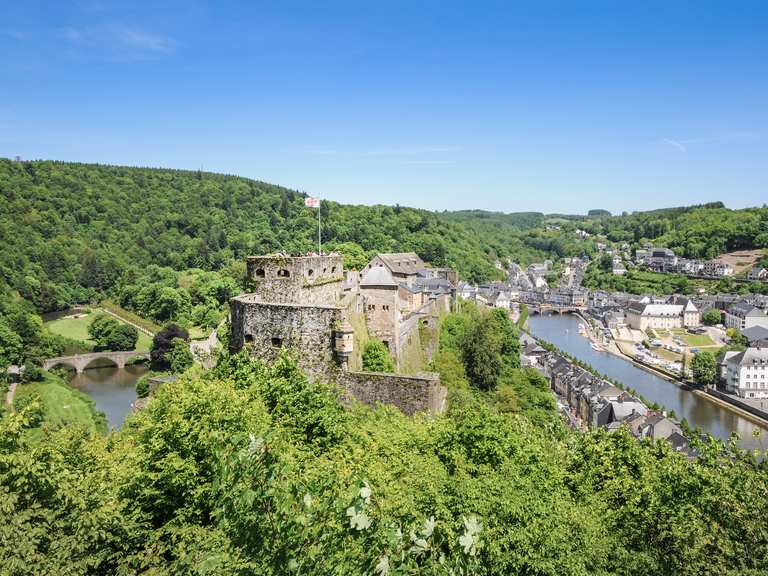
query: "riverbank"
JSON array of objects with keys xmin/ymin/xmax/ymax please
[
  {"xmin": 11, "ymin": 373, "xmax": 107, "ymax": 440},
  {"xmin": 606, "ymin": 331, "xmax": 768, "ymax": 430},
  {"xmin": 527, "ymin": 314, "xmax": 764, "ymax": 450},
  {"xmin": 562, "ymin": 311, "xmax": 768, "ymax": 428}
]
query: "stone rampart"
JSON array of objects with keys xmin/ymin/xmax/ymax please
[
  {"xmin": 230, "ymin": 295, "xmax": 343, "ymax": 378},
  {"xmin": 246, "ymin": 255, "xmax": 343, "ymax": 306},
  {"xmin": 337, "ymin": 370, "xmax": 447, "ymax": 415}
]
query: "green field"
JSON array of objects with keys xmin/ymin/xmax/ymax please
[
  {"xmin": 46, "ymin": 310, "xmax": 153, "ymax": 352},
  {"xmin": 681, "ymin": 333, "xmax": 715, "ymax": 347},
  {"xmin": 14, "ymin": 374, "xmax": 107, "ymax": 438}
]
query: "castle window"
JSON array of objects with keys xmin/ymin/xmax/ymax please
[
  {"xmin": 277, "ymin": 269, "xmax": 290, "ymax": 278},
  {"xmin": 307, "ymin": 269, "xmax": 314, "ymax": 277},
  {"xmin": 255, "ymin": 268, "xmax": 265, "ymax": 278},
  {"xmin": 271, "ymin": 337, "xmax": 283, "ymax": 348},
  {"xmin": 323, "ymin": 267, "xmax": 327, "ymax": 274},
  {"xmin": 331, "ymin": 266, "xmax": 336, "ymax": 273},
  {"xmin": 244, "ymin": 334, "xmax": 254, "ymax": 344}
]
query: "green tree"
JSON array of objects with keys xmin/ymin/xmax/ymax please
[
  {"xmin": 88, "ymin": 313, "xmax": 120, "ymax": 343},
  {"xmin": 460, "ymin": 314, "xmax": 503, "ymax": 391},
  {"xmin": 362, "ymin": 340, "xmax": 395, "ymax": 372},
  {"xmin": 691, "ymin": 351, "xmax": 717, "ymax": 386},
  {"xmin": 0, "ymin": 320, "xmax": 23, "ymax": 370},
  {"xmin": 135, "ymin": 375, "xmax": 151, "ymax": 398},
  {"xmin": 104, "ymin": 324, "xmax": 138, "ymax": 351},
  {"xmin": 169, "ymin": 338, "xmax": 194, "ymax": 374},
  {"xmin": 150, "ymin": 323, "xmax": 190, "ymax": 370},
  {"xmin": 702, "ymin": 309, "xmax": 722, "ymax": 326}
]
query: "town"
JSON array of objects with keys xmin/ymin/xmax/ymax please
[{"xmin": 459, "ymin": 241, "xmax": 768, "ymax": 452}]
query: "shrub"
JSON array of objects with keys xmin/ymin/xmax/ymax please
[{"xmin": 362, "ymin": 340, "xmax": 395, "ymax": 372}]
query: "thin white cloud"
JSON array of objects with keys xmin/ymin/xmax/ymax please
[
  {"xmin": 661, "ymin": 132, "xmax": 760, "ymax": 153},
  {"xmin": 58, "ymin": 24, "xmax": 177, "ymax": 62},
  {"xmin": 116, "ymin": 27, "xmax": 175, "ymax": 53},
  {"xmin": 662, "ymin": 138, "xmax": 687, "ymax": 152}
]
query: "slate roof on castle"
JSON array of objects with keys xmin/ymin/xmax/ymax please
[
  {"xmin": 375, "ymin": 252, "xmax": 425, "ymax": 275},
  {"xmin": 360, "ymin": 266, "xmax": 398, "ymax": 287}
]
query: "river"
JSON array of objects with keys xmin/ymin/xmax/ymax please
[
  {"xmin": 527, "ymin": 313, "xmax": 765, "ymax": 452},
  {"xmin": 68, "ymin": 364, "xmax": 147, "ymax": 430}
]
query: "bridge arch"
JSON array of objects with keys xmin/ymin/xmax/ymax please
[{"xmin": 81, "ymin": 356, "xmax": 121, "ymax": 371}]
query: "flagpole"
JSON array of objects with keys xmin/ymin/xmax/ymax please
[{"xmin": 318, "ymin": 201, "xmax": 321, "ymax": 254}]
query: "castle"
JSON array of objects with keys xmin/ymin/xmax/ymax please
[{"xmin": 229, "ymin": 252, "xmax": 454, "ymax": 415}]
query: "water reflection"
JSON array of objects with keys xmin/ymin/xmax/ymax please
[
  {"xmin": 68, "ymin": 363, "xmax": 147, "ymax": 430},
  {"xmin": 527, "ymin": 314, "xmax": 765, "ymax": 451}
]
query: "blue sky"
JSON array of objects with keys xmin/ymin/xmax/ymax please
[{"xmin": 2, "ymin": 1, "xmax": 766, "ymax": 214}]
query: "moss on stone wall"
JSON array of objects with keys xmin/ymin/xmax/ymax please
[
  {"xmin": 400, "ymin": 326, "xmax": 425, "ymax": 374},
  {"xmin": 347, "ymin": 309, "xmax": 369, "ymax": 372}
]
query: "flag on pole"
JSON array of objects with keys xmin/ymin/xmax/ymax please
[{"xmin": 304, "ymin": 197, "xmax": 320, "ymax": 208}]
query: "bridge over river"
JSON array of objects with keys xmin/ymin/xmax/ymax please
[{"xmin": 43, "ymin": 351, "xmax": 150, "ymax": 374}]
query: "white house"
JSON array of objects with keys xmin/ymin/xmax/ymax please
[
  {"xmin": 724, "ymin": 346, "xmax": 768, "ymax": 399},
  {"xmin": 747, "ymin": 266, "xmax": 768, "ymax": 282},
  {"xmin": 724, "ymin": 302, "xmax": 768, "ymax": 331},
  {"xmin": 626, "ymin": 298, "xmax": 700, "ymax": 331},
  {"xmin": 702, "ymin": 259, "xmax": 734, "ymax": 277}
]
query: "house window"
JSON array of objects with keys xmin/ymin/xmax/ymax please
[
  {"xmin": 271, "ymin": 337, "xmax": 283, "ymax": 348},
  {"xmin": 254, "ymin": 268, "xmax": 265, "ymax": 278},
  {"xmin": 368, "ymin": 304, "xmax": 376, "ymax": 311},
  {"xmin": 277, "ymin": 269, "xmax": 290, "ymax": 278}
]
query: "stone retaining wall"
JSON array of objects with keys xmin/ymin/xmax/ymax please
[{"xmin": 337, "ymin": 370, "xmax": 447, "ymax": 416}]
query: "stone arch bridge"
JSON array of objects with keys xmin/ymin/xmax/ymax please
[
  {"xmin": 526, "ymin": 304, "xmax": 587, "ymax": 315},
  {"xmin": 43, "ymin": 351, "xmax": 150, "ymax": 374}
]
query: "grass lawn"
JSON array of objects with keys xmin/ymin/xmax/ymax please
[
  {"xmin": 680, "ymin": 333, "xmax": 715, "ymax": 347},
  {"xmin": 46, "ymin": 313, "xmax": 96, "ymax": 343},
  {"xmin": 652, "ymin": 347, "xmax": 683, "ymax": 362},
  {"xmin": 14, "ymin": 373, "xmax": 107, "ymax": 437},
  {"xmin": 45, "ymin": 310, "xmax": 153, "ymax": 352}
]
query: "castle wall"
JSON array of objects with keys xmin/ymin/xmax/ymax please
[
  {"xmin": 230, "ymin": 295, "xmax": 343, "ymax": 378},
  {"xmin": 361, "ymin": 286, "xmax": 400, "ymax": 357},
  {"xmin": 246, "ymin": 255, "xmax": 343, "ymax": 306},
  {"xmin": 337, "ymin": 370, "xmax": 446, "ymax": 415}
]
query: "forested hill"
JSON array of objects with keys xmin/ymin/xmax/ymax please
[
  {"xmin": 1, "ymin": 159, "xmax": 766, "ymax": 313},
  {"xmin": 442, "ymin": 202, "xmax": 768, "ymax": 262},
  {"xmin": 0, "ymin": 159, "xmax": 527, "ymax": 311}
]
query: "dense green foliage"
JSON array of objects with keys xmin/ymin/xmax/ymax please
[
  {"xmin": 150, "ymin": 323, "xmax": 190, "ymax": 371},
  {"xmin": 438, "ymin": 304, "xmax": 520, "ymax": 392},
  {"xmin": 361, "ymin": 340, "xmax": 395, "ymax": 373},
  {"xmin": 87, "ymin": 312, "xmax": 139, "ymax": 351},
  {"xmin": 691, "ymin": 352, "xmax": 717, "ymax": 386},
  {"xmin": 2, "ymin": 346, "xmax": 768, "ymax": 575},
  {"xmin": 0, "ymin": 287, "xmax": 74, "ymax": 377},
  {"xmin": 702, "ymin": 309, "xmax": 723, "ymax": 326},
  {"xmin": 169, "ymin": 337, "xmax": 195, "ymax": 374}
]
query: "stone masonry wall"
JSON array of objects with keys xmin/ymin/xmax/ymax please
[
  {"xmin": 230, "ymin": 295, "xmax": 343, "ymax": 378},
  {"xmin": 246, "ymin": 255, "xmax": 344, "ymax": 306},
  {"xmin": 336, "ymin": 370, "xmax": 447, "ymax": 416}
]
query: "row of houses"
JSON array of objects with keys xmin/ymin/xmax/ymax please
[
  {"xmin": 635, "ymin": 246, "xmax": 736, "ymax": 278},
  {"xmin": 521, "ymin": 335, "xmax": 692, "ymax": 453}
]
